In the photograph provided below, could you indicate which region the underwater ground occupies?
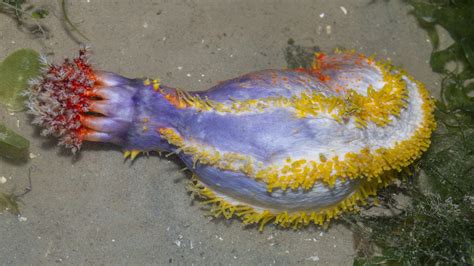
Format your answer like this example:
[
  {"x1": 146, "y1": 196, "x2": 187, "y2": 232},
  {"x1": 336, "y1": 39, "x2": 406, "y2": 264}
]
[{"x1": 0, "y1": 0, "x2": 445, "y2": 264}]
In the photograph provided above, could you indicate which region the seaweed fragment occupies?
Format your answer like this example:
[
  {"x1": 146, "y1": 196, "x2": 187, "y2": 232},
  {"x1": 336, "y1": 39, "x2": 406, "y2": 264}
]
[
  {"x1": 284, "y1": 39, "x2": 321, "y2": 69},
  {"x1": 0, "y1": 0, "x2": 50, "y2": 38},
  {"x1": 351, "y1": 190, "x2": 473, "y2": 265},
  {"x1": 1, "y1": 0, "x2": 89, "y2": 42},
  {"x1": 59, "y1": 0, "x2": 89, "y2": 42},
  {"x1": 0, "y1": 48, "x2": 41, "y2": 111},
  {"x1": 409, "y1": 0, "x2": 474, "y2": 114},
  {"x1": 0, "y1": 49, "x2": 37, "y2": 160},
  {"x1": 0, "y1": 167, "x2": 33, "y2": 216},
  {"x1": 0, "y1": 192, "x2": 20, "y2": 216},
  {"x1": 0, "y1": 123, "x2": 29, "y2": 161}
]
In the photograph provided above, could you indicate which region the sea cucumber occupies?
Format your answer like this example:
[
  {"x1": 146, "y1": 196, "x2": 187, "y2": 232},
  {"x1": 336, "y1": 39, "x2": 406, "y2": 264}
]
[{"x1": 26, "y1": 49, "x2": 436, "y2": 230}]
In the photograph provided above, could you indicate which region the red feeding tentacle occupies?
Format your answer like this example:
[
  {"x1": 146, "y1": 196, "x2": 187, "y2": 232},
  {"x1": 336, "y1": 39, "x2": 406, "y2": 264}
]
[{"x1": 27, "y1": 49, "x2": 99, "y2": 153}]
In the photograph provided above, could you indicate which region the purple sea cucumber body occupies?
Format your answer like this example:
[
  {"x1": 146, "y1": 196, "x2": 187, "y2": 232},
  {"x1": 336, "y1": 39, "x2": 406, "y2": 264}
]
[{"x1": 26, "y1": 50, "x2": 435, "y2": 228}]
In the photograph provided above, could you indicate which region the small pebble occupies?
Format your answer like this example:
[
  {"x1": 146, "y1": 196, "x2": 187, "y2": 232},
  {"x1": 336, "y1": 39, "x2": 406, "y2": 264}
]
[
  {"x1": 306, "y1": 256, "x2": 320, "y2": 262},
  {"x1": 326, "y1": 25, "x2": 332, "y2": 35},
  {"x1": 0, "y1": 176, "x2": 7, "y2": 184},
  {"x1": 340, "y1": 6, "x2": 348, "y2": 15}
]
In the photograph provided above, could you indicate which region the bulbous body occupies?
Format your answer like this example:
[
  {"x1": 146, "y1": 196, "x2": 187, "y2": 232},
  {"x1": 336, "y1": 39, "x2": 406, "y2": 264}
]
[{"x1": 27, "y1": 50, "x2": 435, "y2": 229}]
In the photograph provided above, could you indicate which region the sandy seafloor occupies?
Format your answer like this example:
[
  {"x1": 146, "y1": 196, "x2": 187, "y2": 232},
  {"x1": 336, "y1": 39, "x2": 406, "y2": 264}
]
[{"x1": 0, "y1": 0, "x2": 441, "y2": 265}]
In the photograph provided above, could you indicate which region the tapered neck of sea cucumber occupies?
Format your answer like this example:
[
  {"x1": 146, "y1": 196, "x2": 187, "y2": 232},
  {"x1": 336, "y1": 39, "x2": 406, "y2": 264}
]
[{"x1": 113, "y1": 80, "x2": 197, "y2": 153}]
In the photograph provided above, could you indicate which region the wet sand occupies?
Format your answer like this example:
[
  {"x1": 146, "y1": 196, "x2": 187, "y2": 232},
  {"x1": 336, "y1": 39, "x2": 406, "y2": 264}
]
[{"x1": 0, "y1": 0, "x2": 439, "y2": 264}]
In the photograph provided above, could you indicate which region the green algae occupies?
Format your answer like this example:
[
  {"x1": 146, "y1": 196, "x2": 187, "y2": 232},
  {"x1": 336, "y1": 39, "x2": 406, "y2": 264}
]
[
  {"x1": 349, "y1": 185, "x2": 474, "y2": 265},
  {"x1": 0, "y1": 123, "x2": 29, "y2": 161},
  {"x1": 0, "y1": 192, "x2": 20, "y2": 216},
  {"x1": 0, "y1": 48, "x2": 41, "y2": 112},
  {"x1": 0, "y1": 49, "x2": 35, "y2": 161},
  {"x1": 408, "y1": 0, "x2": 474, "y2": 203}
]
